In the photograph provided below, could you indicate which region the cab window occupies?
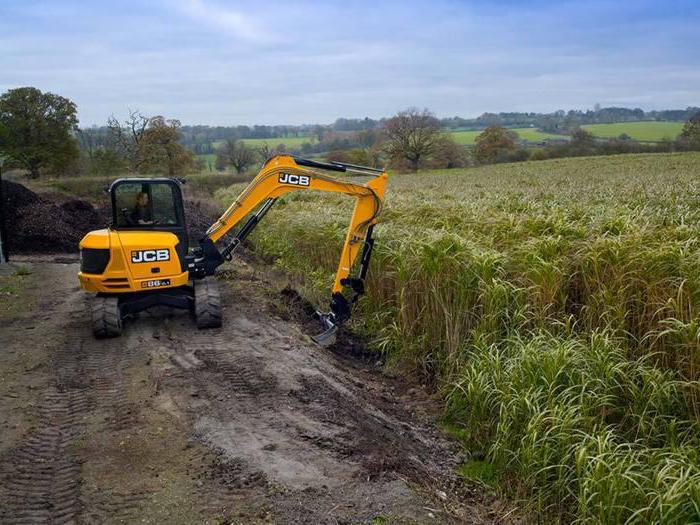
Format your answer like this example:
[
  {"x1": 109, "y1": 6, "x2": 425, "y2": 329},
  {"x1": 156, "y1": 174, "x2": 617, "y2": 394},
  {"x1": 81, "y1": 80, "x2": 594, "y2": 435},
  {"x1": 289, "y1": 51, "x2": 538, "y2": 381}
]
[{"x1": 114, "y1": 182, "x2": 180, "y2": 228}]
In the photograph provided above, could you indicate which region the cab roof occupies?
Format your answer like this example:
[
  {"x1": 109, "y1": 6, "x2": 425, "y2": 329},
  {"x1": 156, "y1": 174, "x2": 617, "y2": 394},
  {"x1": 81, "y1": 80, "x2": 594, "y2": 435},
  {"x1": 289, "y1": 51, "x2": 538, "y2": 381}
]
[{"x1": 108, "y1": 177, "x2": 184, "y2": 193}]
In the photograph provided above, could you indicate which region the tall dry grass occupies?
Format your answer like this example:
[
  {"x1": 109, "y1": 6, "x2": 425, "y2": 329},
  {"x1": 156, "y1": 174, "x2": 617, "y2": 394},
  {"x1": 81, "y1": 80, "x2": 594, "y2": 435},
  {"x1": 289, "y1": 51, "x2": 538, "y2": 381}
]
[{"x1": 217, "y1": 152, "x2": 700, "y2": 523}]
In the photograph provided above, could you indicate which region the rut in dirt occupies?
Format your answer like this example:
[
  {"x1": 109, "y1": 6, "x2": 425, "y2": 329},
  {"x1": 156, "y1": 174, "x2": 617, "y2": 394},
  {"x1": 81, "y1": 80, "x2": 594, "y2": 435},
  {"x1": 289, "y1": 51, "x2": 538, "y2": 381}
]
[{"x1": 0, "y1": 313, "x2": 146, "y2": 524}]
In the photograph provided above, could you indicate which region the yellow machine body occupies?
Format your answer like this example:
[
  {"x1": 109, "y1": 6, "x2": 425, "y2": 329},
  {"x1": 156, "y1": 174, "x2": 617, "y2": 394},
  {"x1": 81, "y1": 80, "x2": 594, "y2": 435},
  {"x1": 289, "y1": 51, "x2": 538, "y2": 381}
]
[{"x1": 79, "y1": 229, "x2": 188, "y2": 293}]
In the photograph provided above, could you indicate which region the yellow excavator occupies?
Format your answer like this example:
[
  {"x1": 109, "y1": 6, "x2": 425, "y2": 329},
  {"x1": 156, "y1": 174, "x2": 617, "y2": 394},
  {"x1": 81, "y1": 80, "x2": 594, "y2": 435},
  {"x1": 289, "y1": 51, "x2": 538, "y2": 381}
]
[{"x1": 78, "y1": 155, "x2": 387, "y2": 345}]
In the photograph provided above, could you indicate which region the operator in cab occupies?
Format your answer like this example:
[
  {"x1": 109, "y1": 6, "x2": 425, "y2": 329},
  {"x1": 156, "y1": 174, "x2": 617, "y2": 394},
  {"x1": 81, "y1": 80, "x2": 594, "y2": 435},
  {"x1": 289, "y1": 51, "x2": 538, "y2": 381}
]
[{"x1": 131, "y1": 192, "x2": 153, "y2": 225}]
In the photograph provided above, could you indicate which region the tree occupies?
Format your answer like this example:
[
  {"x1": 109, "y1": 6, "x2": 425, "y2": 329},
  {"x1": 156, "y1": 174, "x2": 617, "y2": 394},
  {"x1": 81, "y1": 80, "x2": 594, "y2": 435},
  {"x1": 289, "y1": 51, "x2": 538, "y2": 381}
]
[
  {"x1": 383, "y1": 108, "x2": 441, "y2": 171},
  {"x1": 570, "y1": 127, "x2": 595, "y2": 146},
  {"x1": 0, "y1": 87, "x2": 79, "y2": 177},
  {"x1": 311, "y1": 125, "x2": 326, "y2": 143},
  {"x1": 216, "y1": 138, "x2": 257, "y2": 174},
  {"x1": 257, "y1": 141, "x2": 273, "y2": 161},
  {"x1": 91, "y1": 148, "x2": 127, "y2": 176},
  {"x1": 473, "y1": 125, "x2": 515, "y2": 164},
  {"x1": 678, "y1": 113, "x2": 700, "y2": 149},
  {"x1": 138, "y1": 117, "x2": 196, "y2": 176},
  {"x1": 107, "y1": 110, "x2": 150, "y2": 172},
  {"x1": 430, "y1": 135, "x2": 470, "y2": 168}
]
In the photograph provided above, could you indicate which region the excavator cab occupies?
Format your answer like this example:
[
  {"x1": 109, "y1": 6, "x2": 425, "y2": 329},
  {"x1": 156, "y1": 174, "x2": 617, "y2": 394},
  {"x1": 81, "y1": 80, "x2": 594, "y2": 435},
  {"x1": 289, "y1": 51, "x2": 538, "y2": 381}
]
[
  {"x1": 78, "y1": 155, "x2": 388, "y2": 345},
  {"x1": 110, "y1": 178, "x2": 189, "y2": 250}
]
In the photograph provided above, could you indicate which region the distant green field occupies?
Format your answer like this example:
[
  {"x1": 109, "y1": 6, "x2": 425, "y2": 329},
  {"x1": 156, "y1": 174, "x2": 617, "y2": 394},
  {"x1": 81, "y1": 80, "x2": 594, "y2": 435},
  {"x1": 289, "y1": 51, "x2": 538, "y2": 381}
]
[
  {"x1": 210, "y1": 136, "x2": 316, "y2": 150},
  {"x1": 450, "y1": 128, "x2": 565, "y2": 145},
  {"x1": 241, "y1": 136, "x2": 315, "y2": 148},
  {"x1": 582, "y1": 121, "x2": 683, "y2": 141},
  {"x1": 198, "y1": 153, "x2": 217, "y2": 164}
]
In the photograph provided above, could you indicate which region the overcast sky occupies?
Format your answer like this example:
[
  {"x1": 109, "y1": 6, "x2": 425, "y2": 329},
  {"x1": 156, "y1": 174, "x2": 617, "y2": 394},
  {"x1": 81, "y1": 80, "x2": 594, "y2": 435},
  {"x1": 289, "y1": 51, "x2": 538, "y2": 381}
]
[{"x1": 1, "y1": 0, "x2": 698, "y2": 126}]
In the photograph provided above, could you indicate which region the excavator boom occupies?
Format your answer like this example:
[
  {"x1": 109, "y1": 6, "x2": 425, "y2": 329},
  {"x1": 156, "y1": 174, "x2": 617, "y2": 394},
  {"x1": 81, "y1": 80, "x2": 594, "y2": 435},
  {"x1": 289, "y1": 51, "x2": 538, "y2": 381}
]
[{"x1": 193, "y1": 155, "x2": 388, "y2": 343}]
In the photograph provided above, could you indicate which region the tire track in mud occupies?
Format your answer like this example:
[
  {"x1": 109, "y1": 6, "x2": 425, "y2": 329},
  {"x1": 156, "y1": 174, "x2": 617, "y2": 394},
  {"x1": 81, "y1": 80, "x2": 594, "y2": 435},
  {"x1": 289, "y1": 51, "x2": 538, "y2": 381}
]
[
  {"x1": 0, "y1": 298, "x2": 147, "y2": 524},
  {"x1": 0, "y1": 389, "x2": 87, "y2": 524}
]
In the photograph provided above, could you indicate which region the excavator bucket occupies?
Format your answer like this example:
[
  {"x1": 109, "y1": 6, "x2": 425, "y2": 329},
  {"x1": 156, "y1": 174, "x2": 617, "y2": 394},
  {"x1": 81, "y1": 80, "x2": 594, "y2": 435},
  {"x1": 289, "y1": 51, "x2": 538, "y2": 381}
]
[
  {"x1": 312, "y1": 326, "x2": 338, "y2": 347},
  {"x1": 312, "y1": 313, "x2": 338, "y2": 347}
]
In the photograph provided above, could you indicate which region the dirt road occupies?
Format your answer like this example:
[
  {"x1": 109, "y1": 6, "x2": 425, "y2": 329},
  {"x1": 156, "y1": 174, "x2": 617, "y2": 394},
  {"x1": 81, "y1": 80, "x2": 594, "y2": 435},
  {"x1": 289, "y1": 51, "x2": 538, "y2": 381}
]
[{"x1": 0, "y1": 257, "x2": 501, "y2": 524}]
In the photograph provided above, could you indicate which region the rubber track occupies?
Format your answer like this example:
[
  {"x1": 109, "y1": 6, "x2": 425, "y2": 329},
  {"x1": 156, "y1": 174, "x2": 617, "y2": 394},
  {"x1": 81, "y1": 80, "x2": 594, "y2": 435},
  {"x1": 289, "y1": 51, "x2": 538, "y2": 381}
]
[
  {"x1": 195, "y1": 278, "x2": 222, "y2": 329},
  {"x1": 91, "y1": 296, "x2": 121, "y2": 338}
]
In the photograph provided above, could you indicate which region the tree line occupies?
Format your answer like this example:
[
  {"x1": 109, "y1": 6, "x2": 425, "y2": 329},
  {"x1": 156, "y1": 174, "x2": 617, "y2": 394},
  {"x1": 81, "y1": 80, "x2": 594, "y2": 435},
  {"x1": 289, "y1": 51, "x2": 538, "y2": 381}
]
[
  {"x1": 79, "y1": 106, "x2": 700, "y2": 151},
  {"x1": 1, "y1": 86, "x2": 699, "y2": 179}
]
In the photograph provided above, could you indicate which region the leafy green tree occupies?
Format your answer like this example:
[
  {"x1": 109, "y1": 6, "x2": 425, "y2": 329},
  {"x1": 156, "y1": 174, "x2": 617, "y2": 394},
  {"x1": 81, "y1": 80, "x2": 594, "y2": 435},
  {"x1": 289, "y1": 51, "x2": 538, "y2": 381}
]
[
  {"x1": 473, "y1": 125, "x2": 515, "y2": 164},
  {"x1": 92, "y1": 148, "x2": 127, "y2": 176},
  {"x1": 0, "y1": 87, "x2": 79, "y2": 177}
]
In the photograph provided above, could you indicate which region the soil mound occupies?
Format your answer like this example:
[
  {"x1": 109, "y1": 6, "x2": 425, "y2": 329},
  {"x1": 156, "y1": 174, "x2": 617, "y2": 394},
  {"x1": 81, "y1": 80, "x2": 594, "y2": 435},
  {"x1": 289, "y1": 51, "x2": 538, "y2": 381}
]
[
  {"x1": 2, "y1": 179, "x2": 40, "y2": 215},
  {"x1": 185, "y1": 199, "x2": 219, "y2": 242},
  {"x1": 1, "y1": 181, "x2": 104, "y2": 253},
  {"x1": 60, "y1": 199, "x2": 103, "y2": 232}
]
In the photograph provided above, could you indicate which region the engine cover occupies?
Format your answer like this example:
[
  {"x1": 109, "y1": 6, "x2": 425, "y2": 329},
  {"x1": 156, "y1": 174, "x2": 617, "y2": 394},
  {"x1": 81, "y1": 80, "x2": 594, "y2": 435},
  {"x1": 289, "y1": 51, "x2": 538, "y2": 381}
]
[{"x1": 78, "y1": 229, "x2": 189, "y2": 293}]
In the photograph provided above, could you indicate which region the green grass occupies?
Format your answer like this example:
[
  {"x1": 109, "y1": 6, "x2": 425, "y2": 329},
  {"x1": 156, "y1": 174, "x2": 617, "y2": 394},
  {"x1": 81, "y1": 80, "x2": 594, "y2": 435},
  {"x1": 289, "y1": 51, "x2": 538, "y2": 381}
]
[
  {"x1": 582, "y1": 121, "x2": 684, "y2": 142},
  {"x1": 197, "y1": 153, "x2": 217, "y2": 166},
  {"x1": 217, "y1": 152, "x2": 700, "y2": 523},
  {"x1": 241, "y1": 136, "x2": 315, "y2": 148},
  {"x1": 210, "y1": 136, "x2": 316, "y2": 150},
  {"x1": 450, "y1": 128, "x2": 566, "y2": 145},
  {"x1": 458, "y1": 460, "x2": 498, "y2": 487}
]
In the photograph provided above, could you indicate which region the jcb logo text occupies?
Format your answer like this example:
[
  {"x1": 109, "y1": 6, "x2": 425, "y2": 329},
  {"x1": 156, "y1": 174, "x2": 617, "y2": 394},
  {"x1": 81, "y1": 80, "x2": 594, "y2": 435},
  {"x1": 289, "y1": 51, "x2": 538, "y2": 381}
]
[
  {"x1": 278, "y1": 173, "x2": 310, "y2": 186},
  {"x1": 131, "y1": 249, "x2": 170, "y2": 263}
]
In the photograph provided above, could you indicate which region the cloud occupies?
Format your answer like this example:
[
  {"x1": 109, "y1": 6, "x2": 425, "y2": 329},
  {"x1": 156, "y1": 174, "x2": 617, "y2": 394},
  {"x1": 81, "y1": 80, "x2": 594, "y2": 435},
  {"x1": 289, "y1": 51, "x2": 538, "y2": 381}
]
[
  {"x1": 176, "y1": 0, "x2": 277, "y2": 44},
  {"x1": 0, "y1": 0, "x2": 698, "y2": 125}
]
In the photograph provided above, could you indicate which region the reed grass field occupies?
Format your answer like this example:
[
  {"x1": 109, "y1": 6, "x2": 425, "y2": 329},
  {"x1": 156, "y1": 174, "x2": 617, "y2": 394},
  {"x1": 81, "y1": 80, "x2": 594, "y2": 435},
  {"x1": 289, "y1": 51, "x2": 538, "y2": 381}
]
[{"x1": 219, "y1": 152, "x2": 700, "y2": 523}]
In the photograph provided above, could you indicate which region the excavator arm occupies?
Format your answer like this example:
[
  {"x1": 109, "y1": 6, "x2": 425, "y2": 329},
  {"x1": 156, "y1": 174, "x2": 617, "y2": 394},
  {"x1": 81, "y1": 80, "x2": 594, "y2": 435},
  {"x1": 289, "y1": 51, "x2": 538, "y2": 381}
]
[{"x1": 190, "y1": 155, "x2": 388, "y2": 344}]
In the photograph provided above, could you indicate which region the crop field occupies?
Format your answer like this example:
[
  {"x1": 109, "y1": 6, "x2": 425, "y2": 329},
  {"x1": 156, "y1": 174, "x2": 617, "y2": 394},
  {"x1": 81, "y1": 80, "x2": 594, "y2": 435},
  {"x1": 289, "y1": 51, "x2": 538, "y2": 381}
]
[
  {"x1": 218, "y1": 152, "x2": 700, "y2": 522},
  {"x1": 242, "y1": 135, "x2": 315, "y2": 148},
  {"x1": 197, "y1": 153, "x2": 217, "y2": 166},
  {"x1": 450, "y1": 127, "x2": 566, "y2": 144},
  {"x1": 582, "y1": 121, "x2": 684, "y2": 141},
  {"x1": 210, "y1": 136, "x2": 316, "y2": 150}
]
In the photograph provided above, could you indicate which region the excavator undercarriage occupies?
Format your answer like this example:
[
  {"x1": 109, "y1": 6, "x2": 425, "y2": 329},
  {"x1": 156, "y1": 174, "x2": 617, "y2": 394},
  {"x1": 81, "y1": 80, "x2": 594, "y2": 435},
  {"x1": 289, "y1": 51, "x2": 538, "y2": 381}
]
[{"x1": 78, "y1": 155, "x2": 388, "y2": 345}]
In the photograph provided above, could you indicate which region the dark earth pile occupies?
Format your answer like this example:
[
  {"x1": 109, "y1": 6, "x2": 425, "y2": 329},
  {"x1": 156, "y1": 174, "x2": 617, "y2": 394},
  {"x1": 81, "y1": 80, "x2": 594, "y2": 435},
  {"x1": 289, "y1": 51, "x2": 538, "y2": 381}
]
[
  {"x1": 184, "y1": 199, "x2": 218, "y2": 243},
  {"x1": 1, "y1": 180, "x2": 220, "y2": 254},
  {"x1": 1, "y1": 180, "x2": 105, "y2": 253}
]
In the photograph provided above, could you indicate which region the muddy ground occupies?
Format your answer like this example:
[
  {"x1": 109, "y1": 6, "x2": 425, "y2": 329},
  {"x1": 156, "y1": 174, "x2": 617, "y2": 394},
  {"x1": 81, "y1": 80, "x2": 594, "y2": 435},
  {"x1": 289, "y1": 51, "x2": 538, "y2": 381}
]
[{"x1": 0, "y1": 256, "x2": 507, "y2": 524}]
